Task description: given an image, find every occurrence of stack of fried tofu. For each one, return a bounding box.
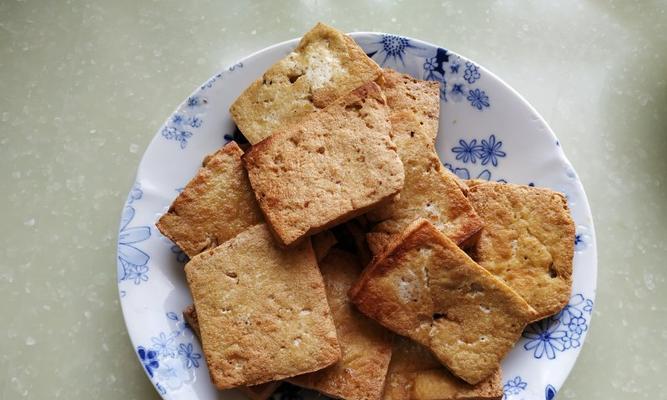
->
[156,23,575,400]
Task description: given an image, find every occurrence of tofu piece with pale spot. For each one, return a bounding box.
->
[366,71,482,254]
[230,22,382,144]
[350,219,536,385]
[185,224,340,389]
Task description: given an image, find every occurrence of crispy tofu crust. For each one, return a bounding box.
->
[243,82,404,247]
[381,69,441,143]
[230,22,382,144]
[350,219,536,384]
[466,182,575,320]
[156,141,263,258]
[183,305,281,400]
[185,224,340,389]
[367,70,483,254]
[383,337,502,400]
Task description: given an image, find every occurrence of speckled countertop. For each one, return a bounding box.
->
[1,1,666,399]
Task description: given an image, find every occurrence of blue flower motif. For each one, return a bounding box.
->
[417,48,488,107]
[151,332,177,357]
[545,384,557,400]
[503,376,527,399]
[584,299,594,314]
[172,114,184,125]
[464,62,481,83]
[363,34,427,72]
[117,205,151,284]
[561,331,581,350]
[186,96,200,107]
[378,34,412,66]
[161,126,193,149]
[162,95,204,148]
[452,139,483,163]
[178,343,202,369]
[479,134,506,166]
[125,264,149,284]
[137,346,159,377]
[557,294,585,325]
[174,131,192,148]
[171,245,189,263]
[523,319,567,359]
[166,312,179,321]
[422,48,449,82]
[567,316,587,336]
[201,72,223,90]
[467,88,490,110]
[522,293,593,360]
[423,57,440,81]
[170,114,202,129]
[189,116,202,128]
[574,230,590,251]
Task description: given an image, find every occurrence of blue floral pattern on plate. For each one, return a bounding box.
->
[135,311,202,395]
[361,34,490,110]
[503,376,528,399]
[452,138,482,163]
[451,134,506,166]
[523,294,594,359]
[445,133,507,182]
[421,47,490,109]
[161,95,207,149]
[117,183,151,287]
[364,34,425,68]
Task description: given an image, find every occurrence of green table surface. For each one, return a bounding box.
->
[1,1,666,399]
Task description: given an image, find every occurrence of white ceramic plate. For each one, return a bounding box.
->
[117,32,597,400]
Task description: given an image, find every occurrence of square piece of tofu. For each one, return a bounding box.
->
[182,305,282,400]
[230,22,382,144]
[466,182,575,320]
[350,219,536,385]
[185,224,340,389]
[156,141,263,257]
[243,81,404,247]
